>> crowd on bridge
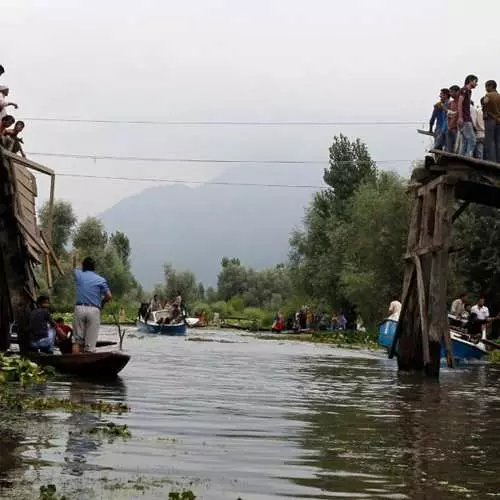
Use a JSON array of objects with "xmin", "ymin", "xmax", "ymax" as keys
[
  {"xmin": 0, "ymin": 64, "xmax": 26, "ymax": 157},
  {"xmin": 429, "ymin": 74, "xmax": 500, "ymax": 162}
]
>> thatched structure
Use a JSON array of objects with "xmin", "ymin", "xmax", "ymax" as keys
[
  {"xmin": 0, "ymin": 148, "xmax": 59, "ymax": 352},
  {"xmin": 394, "ymin": 150, "xmax": 500, "ymax": 377}
]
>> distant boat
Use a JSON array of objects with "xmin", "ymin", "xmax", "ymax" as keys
[
  {"xmin": 378, "ymin": 318, "xmax": 488, "ymax": 362},
  {"xmin": 136, "ymin": 309, "xmax": 187, "ymax": 336},
  {"xmin": 28, "ymin": 351, "xmax": 130, "ymax": 378}
]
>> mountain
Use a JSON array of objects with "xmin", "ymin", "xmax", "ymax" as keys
[{"xmin": 100, "ymin": 164, "xmax": 324, "ymax": 288}]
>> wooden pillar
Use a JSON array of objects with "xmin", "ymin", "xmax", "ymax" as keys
[{"xmin": 426, "ymin": 183, "xmax": 455, "ymax": 376}]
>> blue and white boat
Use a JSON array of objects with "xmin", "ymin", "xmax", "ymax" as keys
[
  {"xmin": 378, "ymin": 318, "xmax": 488, "ymax": 362},
  {"xmin": 136, "ymin": 309, "xmax": 187, "ymax": 336}
]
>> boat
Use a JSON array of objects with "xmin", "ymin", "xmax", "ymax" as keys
[
  {"xmin": 378, "ymin": 318, "xmax": 488, "ymax": 362},
  {"xmin": 27, "ymin": 351, "xmax": 130, "ymax": 378},
  {"xmin": 136, "ymin": 309, "xmax": 187, "ymax": 336}
]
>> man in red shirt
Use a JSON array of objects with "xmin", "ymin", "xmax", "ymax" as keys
[
  {"xmin": 446, "ymin": 85, "xmax": 460, "ymax": 152},
  {"xmin": 458, "ymin": 74, "xmax": 479, "ymax": 157}
]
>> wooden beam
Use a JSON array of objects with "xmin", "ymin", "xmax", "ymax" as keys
[
  {"xmin": 40, "ymin": 231, "xmax": 64, "ymax": 276},
  {"xmin": 430, "ymin": 148, "xmax": 500, "ymax": 173},
  {"xmin": 413, "ymin": 255, "xmax": 430, "ymax": 365},
  {"xmin": 2, "ymin": 148, "xmax": 54, "ymax": 176},
  {"xmin": 47, "ymin": 174, "xmax": 55, "ymax": 244},
  {"xmin": 452, "ymin": 201, "xmax": 470, "ymax": 223},
  {"xmin": 45, "ymin": 253, "xmax": 53, "ymax": 289}
]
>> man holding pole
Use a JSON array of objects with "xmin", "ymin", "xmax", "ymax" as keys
[{"xmin": 72, "ymin": 256, "xmax": 112, "ymax": 353}]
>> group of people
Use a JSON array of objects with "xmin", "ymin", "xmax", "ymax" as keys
[
  {"xmin": 449, "ymin": 293, "xmax": 499, "ymax": 338},
  {"xmin": 0, "ymin": 64, "xmax": 26, "ymax": 157},
  {"xmin": 28, "ymin": 256, "xmax": 112, "ymax": 354},
  {"xmin": 429, "ymin": 74, "xmax": 500, "ymax": 162},
  {"xmin": 140, "ymin": 292, "xmax": 183, "ymax": 324},
  {"xmin": 271, "ymin": 308, "xmax": 348, "ymax": 332}
]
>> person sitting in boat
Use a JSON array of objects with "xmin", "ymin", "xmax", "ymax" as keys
[
  {"xmin": 450, "ymin": 293, "xmax": 468, "ymax": 318},
  {"xmin": 28, "ymin": 296, "xmax": 61, "ymax": 354},
  {"xmin": 387, "ymin": 296, "xmax": 402, "ymax": 321},
  {"xmin": 271, "ymin": 312, "xmax": 285, "ymax": 332},
  {"xmin": 54, "ymin": 317, "xmax": 73, "ymax": 354},
  {"xmin": 149, "ymin": 294, "xmax": 162, "ymax": 312}
]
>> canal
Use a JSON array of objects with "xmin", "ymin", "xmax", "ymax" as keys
[{"xmin": 1, "ymin": 328, "xmax": 500, "ymax": 499}]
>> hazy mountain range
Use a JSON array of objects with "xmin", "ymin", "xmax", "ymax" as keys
[{"xmin": 100, "ymin": 164, "xmax": 324, "ymax": 289}]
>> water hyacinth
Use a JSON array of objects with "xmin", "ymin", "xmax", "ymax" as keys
[{"xmin": 0, "ymin": 354, "xmax": 54, "ymax": 385}]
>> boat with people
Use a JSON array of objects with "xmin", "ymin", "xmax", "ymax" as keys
[
  {"xmin": 136, "ymin": 308, "xmax": 187, "ymax": 336},
  {"xmin": 378, "ymin": 316, "xmax": 489, "ymax": 362}
]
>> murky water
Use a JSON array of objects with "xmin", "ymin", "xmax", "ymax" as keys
[{"xmin": 1, "ymin": 328, "xmax": 500, "ymax": 499}]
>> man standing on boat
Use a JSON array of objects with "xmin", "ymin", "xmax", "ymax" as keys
[
  {"xmin": 72, "ymin": 256, "xmax": 112, "ymax": 353},
  {"xmin": 470, "ymin": 297, "xmax": 490, "ymax": 340}
]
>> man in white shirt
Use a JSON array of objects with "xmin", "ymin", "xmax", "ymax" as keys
[
  {"xmin": 471, "ymin": 102, "xmax": 485, "ymax": 159},
  {"xmin": 388, "ymin": 296, "xmax": 402, "ymax": 321},
  {"xmin": 470, "ymin": 297, "xmax": 490, "ymax": 339},
  {"xmin": 450, "ymin": 293, "xmax": 467, "ymax": 318}
]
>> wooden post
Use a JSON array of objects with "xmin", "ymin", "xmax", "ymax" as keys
[
  {"xmin": 427, "ymin": 183, "xmax": 455, "ymax": 374},
  {"xmin": 47, "ymin": 174, "xmax": 55, "ymax": 244}
]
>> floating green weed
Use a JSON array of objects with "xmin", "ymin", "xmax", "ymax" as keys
[
  {"xmin": 39, "ymin": 484, "xmax": 67, "ymax": 500},
  {"xmin": 0, "ymin": 354, "xmax": 54, "ymax": 385},
  {"xmin": 88, "ymin": 421, "xmax": 131, "ymax": 439},
  {"xmin": 488, "ymin": 350, "xmax": 500, "ymax": 363},
  {"xmin": 0, "ymin": 391, "xmax": 129, "ymax": 414},
  {"xmin": 168, "ymin": 490, "xmax": 196, "ymax": 500}
]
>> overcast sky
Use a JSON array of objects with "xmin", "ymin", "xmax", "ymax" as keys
[{"xmin": 2, "ymin": 0, "xmax": 497, "ymax": 217}]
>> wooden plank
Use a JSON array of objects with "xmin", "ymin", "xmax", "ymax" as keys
[
  {"xmin": 428, "ymin": 183, "xmax": 455, "ymax": 367},
  {"xmin": 417, "ymin": 173, "xmax": 461, "ymax": 197},
  {"xmin": 47, "ymin": 174, "xmax": 55, "ymax": 243},
  {"xmin": 45, "ymin": 253, "xmax": 53, "ymax": 289},
  {"xmin": 452, "ymin": 201, "xmax": 470, "ymax": 223},
  {"xmin": 3, "ymin": 149, "xmax": 54, "ymax": 176},
  {"xmin": 15, "ymin": 214, "xmax": 44, "ymax": 254},
  {"xmin": 413, "ymin": 255, "xmax": 430, "ymax": 365},
  {"xmin": 40, "ymin": 231, "xmax": 64, "ymax": 276},
  {"xmin": 430, "ymin": 148, "xmax": 500, "ymax": 173},
  {"xmin": 417, "ymin": 129, "xmax": 434, "ymax": 137}
]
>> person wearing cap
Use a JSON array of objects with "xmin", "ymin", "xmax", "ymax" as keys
[
  {"xmin": 0, "ymin": 86, "xmax": 17, "ymax": 119},
  {"xmin": 72, "ymin": 256, "xmax": 112, "ymax": 353}
]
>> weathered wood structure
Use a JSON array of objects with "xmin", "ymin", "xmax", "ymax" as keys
[
  {"xmin": 0, "ymin": 148, "xmax": 59, "ymax": 352},
  {"xmin": 392, "ymin": 150, "xmax": 500, "ymax": 377}
]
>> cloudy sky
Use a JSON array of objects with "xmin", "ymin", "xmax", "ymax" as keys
[{"xmin": 2, "ymin": 0, "xmax": 496, "ymax": 217}]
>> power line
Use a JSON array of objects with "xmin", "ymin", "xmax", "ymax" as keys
[
  {"xmin": 27, "ymin": 151, "xmax": 412, "ymax": 165},
  {"xmin": 56, "ymin": 172, "xmax": 326, "ymax": 189},
  {"xmin": 21, "ymin": 117, "xmax": 423, "ymax": 127}
]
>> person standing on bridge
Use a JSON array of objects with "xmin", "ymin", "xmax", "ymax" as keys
[{"xmin": 72, "ymin": 256, "xmax": 112, "ymax": 353}]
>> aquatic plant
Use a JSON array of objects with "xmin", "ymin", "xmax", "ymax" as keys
[
  {"xmin": 39, "ymin": 484, "xmax": 67, "ymax": 500},
  {"xmin": 168, "ymin": 491, "xmax": 196, "ymax": 500},
  {"xmin": 88, "ymin": 421, "xmax": 131, "ymax": 439},
  {"xmin": 0, "ymin": 354, "xmax": 54, "ymax": 385},
  {"xmin": 488, "ymin": 350, "xmax": 500, "ymax": 363},
  {"xmin": 0, "ymin": 391, "xmax": 129, "ymax": 414}
]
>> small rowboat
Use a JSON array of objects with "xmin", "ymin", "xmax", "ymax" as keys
[
  {"xmin": 378, "ymin": 319, "xmax": 488, "ymax": 362},
  {"xmin": 28, "ymin": 351, "xmax": 130, "ymax": 378},
  {"xmin": 136, "ymin": 310, "xmax": 187, "ymax": 336}
]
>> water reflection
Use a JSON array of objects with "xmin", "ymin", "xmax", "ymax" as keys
[
  {"xmin": 291, "ymin": 357, "xmax": 500, "ymax": 499},
  {"xmin": 62, "ymin": 378, "xmax": 127, "ymax": 476}
]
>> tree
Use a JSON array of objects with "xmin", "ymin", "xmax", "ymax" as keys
[
  {"xmin": 197, "ymin": 282, "xmax": 205, "ymax": 301},
  {"xmin": 39, "ymin": 200, "xmax": 77, "ymax": 256},
  {"xmin": 73, "ymin": 217, "xmax": 108, "ymax": 257},
  {"xmin": 340, "ymin": 172, "xmax": 411, "ymax": 326},
  {"xmin": 110, "ymin": 231, "xmax": 131, "ymax": 269},
  {"xmin": 217, "ymin": 257, "xmax": 248, "ymax": 301},
  {"xmin": 324, "ymin": 134, "xmax": 377, "ymax": 216},
  {"xmin": 162, "ymin": 262, "xmax": 198, "ymax": 306}
]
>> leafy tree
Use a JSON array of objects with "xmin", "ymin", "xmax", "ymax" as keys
[
  {"xmin": 340, "ymin": 172, "xmax": 411, "ymax": 326},
  {"xmin": 217, "ymin": 257, "xmax": 248, "ymax": 301},
  {"xmin": 205, "ymin": 286, "xmax": 218, "ymax": 303},
  {"xmin": 162, "ymin": 263, "xmax": 198, "ymax": 306},
  {"xmin": 73, "ymin": 217, "xmax": 108, "ymax": 257},
  {"xmin": 110, "ymin": 231, "xmax": 131, "ymax": 269},
  {"xmin": 39, "ymin": 200, "xmax": 77, "ymax": 256},
  {"xmin": 197, "ymin": 282, "xmax": 205, "ymax": 301}
]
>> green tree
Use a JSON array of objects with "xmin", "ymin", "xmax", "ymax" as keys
[
  {"xmin": 39, "ymin": 200, "xmax": 77, "ymax": 256},
  {"xmin": 217, "ymin": 257, "xmax": 248, "ymax": 301},
  {"xmin": 110, "ymin": 231, "xmax": 131, "ymax": 269},
  {"xmin": 340, "ymin": 171, "xmax": 411, "ymax": 326},
  {"xmin": 163, "ymin": 263, "xmax": 198, "ymax": 305},
  {"xmin": 73, "ymin": 217, "xmax": 108, "ymax": 257}
]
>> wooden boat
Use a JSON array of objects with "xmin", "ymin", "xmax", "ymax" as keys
[
  {"xmin": 27, "ymin": 351, "xmax": 130, "ymax": 378},
  {"xmin": 136, "ymin": 310, "xmax": 187, "ymax": 336},
  {"xmin": 378, "ymin": 318, "xmax": 488, "ymax": 362}
]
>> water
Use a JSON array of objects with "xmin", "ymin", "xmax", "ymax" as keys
[{"xmin": 1, "ymin": 328, "xmax": 500, "ymax": 499}]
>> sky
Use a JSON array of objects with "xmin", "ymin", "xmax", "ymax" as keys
[{"xmin": 1, "ymin": 0, "xmax": 497, "ymax": 217}]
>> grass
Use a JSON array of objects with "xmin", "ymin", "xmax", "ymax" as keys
[{"xmin": 88, "ymin": 421, "xmax": 131, "ymax": 439}]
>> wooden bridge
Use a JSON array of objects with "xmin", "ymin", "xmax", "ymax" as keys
[{"xmin": 394, "ymin": 150, "xmax": 500, "ymax": 377}]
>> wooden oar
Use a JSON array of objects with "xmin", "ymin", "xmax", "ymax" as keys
[{"xmin": 482, "ymin": 338, "xmax": 500, "ymax": 351}]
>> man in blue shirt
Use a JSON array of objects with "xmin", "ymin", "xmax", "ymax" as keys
[
  {"xmin": 429, "ymin": 88, "xmax": 450, "ymax": 150},
  {"xmin": 72, "ymin": 256, "xmax": 112, "ymax": 353}
]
